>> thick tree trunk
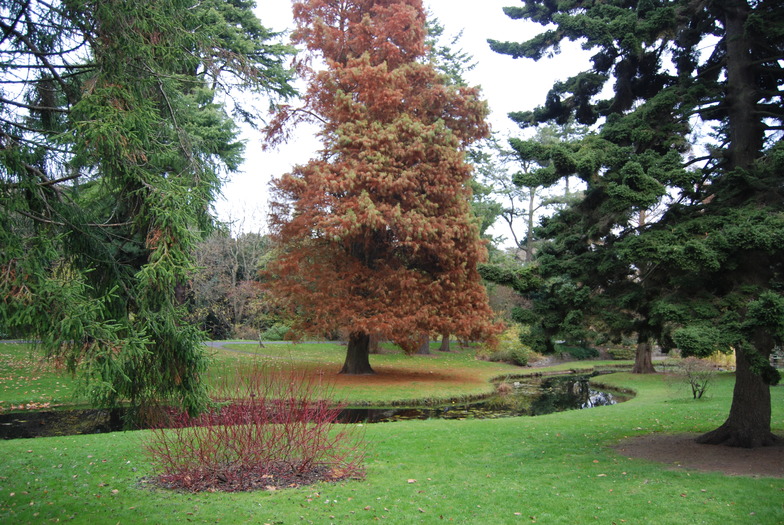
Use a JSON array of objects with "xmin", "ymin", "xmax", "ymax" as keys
[
  {"xmin": 439, "ymin": 331, "xmax": 451, "ymax": 352},
  {"xmin": 631, "ymin": 337, "xmax": 656, "ymax": 374},
  {"xmin": 723, "ymin": 0, "xmax": 763, "ymax": 170},
  {"xmin": 340, "ymin": 332, "xmax": 375, "ymax": 374},
  {"xmin": 416, "ymin": 333, "xmax": 431, "ymax": 355},
  {"xmin": 696, "ymin": 343, "xmax": 776, "ymax": 448},
  {"xmin": 693, "ymin": 0, "xmax": 778, "ymax": 449}
]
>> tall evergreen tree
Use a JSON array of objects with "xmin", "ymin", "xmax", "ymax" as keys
[
  {"xmin": 0, "ymin": 0, "xmax": 294, "ymax": 416},
  {"xmin": 265, "ymin": 0, "xmax": 500, "ymax": 374},
  {"xmin": 491, "ymin": 0, "xmax": 783, "ymax": 446}
]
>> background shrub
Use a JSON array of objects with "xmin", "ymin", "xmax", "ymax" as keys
[
  {"xmin": 704, "ymin": 350, "xmax": 736, "ymax": 370},
  {"xmin": 260, "ymin": 323, "xmax": 292, "ymax": 341},
  {"xmin": 477, "ymin": 325, "xmax": 536, "ymax": 366},
  {"xmin": 678, "ymin": 356, "xmax": 717, "ymax": 399}
]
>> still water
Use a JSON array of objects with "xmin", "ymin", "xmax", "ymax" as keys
[{"xmin": 340, "ymin": 373, "xmax": 629, "ymax": 423}]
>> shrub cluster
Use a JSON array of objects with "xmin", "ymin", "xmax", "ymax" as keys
[
  {"xmin": 260, "ymin": 322, "xmax": 292, "ymax": 341},
  {"xmin": 477, "ymin": 325, "xmax": 535, "ymax": 366},
  {"xmin": 144, "ymin": 366, "xmax": 365, "ymax": 492}
]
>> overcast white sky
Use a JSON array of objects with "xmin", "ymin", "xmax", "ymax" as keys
[{"xmin": 214, "ymin": 0, "xmax": 591, "ymax": 237}]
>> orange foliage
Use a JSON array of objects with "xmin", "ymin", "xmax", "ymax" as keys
[{"xmin": 265, "ymin": 0, "xmax": 502, "ymax": 352}]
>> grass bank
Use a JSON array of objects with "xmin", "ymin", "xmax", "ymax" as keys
[
  {"xmin": 0, "ymin": 341, "xmax": 631, "ymax": 409},
  {"xmin": 209, "ymin": 341, "xmax": 631, "ymax": 406},
  {"xmin": 0, "ymin": 341, "xmax": 782, "ymax": 523}
]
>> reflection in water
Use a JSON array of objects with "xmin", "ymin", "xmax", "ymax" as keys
[{"xmin": 339, "ymin": 374, "xmax": 627, "ymax": 423}]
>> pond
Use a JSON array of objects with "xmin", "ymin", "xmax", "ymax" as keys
[
  {"xmin": 0, "ymin": 373, "xmax": 630, "ymax": 439},
  {"xmin": 340, "ymin": 372, "xmax": 630, "ymax": 423}
]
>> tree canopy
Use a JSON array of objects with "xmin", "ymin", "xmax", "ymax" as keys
[
  {"xmin": 0, "ymin": 0, "xmax": 294, "ymax": 416},
  {"xmin": 491, "ymin": 0, "xmax": 783, "ymax": 447},
  {"xmin": 265, "ymin": 0, "xmax": 501, "ymax": 373}
]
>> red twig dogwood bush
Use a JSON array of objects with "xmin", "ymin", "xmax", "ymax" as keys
[{"xmin": 144, "ymin": 366, "xmax": 365, "ymax": 492}]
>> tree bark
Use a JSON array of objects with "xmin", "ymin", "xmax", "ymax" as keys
[
  {"xmin": 439, "ymin": 331, "xmax": 451, "ymax": 352},
  {"xmin": 631, "ymin": 336, "xmax": 656, "ymax": 374},
  {"xmin": 723, "ymin": 0, "xmax": 763, "ymax": 171},
  {"xmin": 416, "ymin": 333, "xmax": 431, "ymax": 355},
  {"xmin": 525, "ymin": 188, "xmax": 537, "ymax": 262},
  {"xmin": 694, "ymin": 0, "xmax": 778, "ymax": 449},
  {"xmin": 368, "ymin": 332, "xmax": 380, "ymax": 354},
  {"xmin": 696, "ymin": 343, "xmax": 776, "ymax": 447},
  {"xmin": 340, "ymin": 331, "xmax": 375, "ymax": 374}
]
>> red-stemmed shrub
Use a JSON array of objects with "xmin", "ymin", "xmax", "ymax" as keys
[{"xmin": 144, "ymin": 365, "xmax": 365, "ymax": 492}]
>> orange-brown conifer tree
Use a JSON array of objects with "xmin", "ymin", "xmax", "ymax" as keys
[{"xmin": 266, "ymin": 0, "xmax": 500, "ymax": 374}]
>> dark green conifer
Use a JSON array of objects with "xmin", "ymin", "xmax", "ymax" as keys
[
  {"xmin": 0, "ymin": 0, "xmax": 294, "ymax": 417},
  {"xmin": 492, "ymin": 0, "xmax": 783, "ymax": 446}
]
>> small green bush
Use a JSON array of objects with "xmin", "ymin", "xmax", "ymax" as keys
[
  {"xmin": 261, "ymin": 323, "xmax": 291, "ymax": 341},
  {"xmin": 477, "ymin": 325, "xmax": 535, "ymax": 366}
]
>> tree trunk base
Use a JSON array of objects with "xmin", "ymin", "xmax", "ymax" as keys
[
  {"xmin": 439, "ymin": 332, "xmax": 451, "ymax": 352},
  {"xmin": 416, "ymin": 333, "xmax": 431, "ymax": 355},
  {"xmin": 696, "ymin": 423, "xmax": 780, "ymax": 448},
  {"xmin": 632, "ymin": 339, "xmax": 656, "ymax": 374},
  {"xmin": 340, "ymin": 332, "xmax": 375, "ymax": 375},
  {"xmin": 698, "ymin": 343, "xmax": 776, "ymax": 448}
]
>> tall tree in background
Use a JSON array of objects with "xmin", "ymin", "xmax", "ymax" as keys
[
  {"xmin": 266, "ymin": 0, "xmax": 500, "ymax": 374},
  {"xmin": 504, "ymin": 128, "xmax": 667, "ymax": 373},
  {"xmin": 491, "ymin": 0, "xmax": 783, "ymax": 446},
  {"xmin": 0, "ymin": 0, "xmax": 294, "ymax": 416},
  {"xmin": 189, "ymin": 229, "xmax": 272, "ymax": 340},
  {"xmin": 506, "ymin": 123, "xmax": 586, "ymax": 262}
]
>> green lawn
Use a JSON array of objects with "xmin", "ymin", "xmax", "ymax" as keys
[
  {"xmin": 209, "ymin": 341, "xmax": 632, "ymax": 405},
  {"xmin": 0, "ymin": 342, "xmax": 782, "ymax": 524},
  {"xmin": 0, "ymin": 341, "xmax": 526, "ymax": 408},
  {"xmin": 0, "ymin": 343, "xmax": 78, "ymax": 409},
  {"xmin": 0, "ymin": 341, "xmax": 633, "ymax": 408}
]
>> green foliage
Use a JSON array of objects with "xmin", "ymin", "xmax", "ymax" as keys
[
  {"xmin": 260, "ymin": 323, "xmax": 292, "ymax": 342},
  {"xmin": 478, "ymin": 263, "xmax": 541, "ymax": 294},
  {"xmin": 477, "ymin": 325, "xmax": 535, "ymax": 366},
  {"xmin": 425, "ymin": 17, "xmax": 475, "ymax": 87},
  {"xmin": 0, "ymin": 0, "xmax": 295, "ymax": 415},
  {"xmin": 745, "ymin": 291, "xmax": 784, "ymax": 339},
  {"xmin": 491, "ymin": 0, "xmax": 784, "ymax": 443},
  {"xmin": 671, "ymin": 326, "xmax": 729, "ymax": 359}
]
